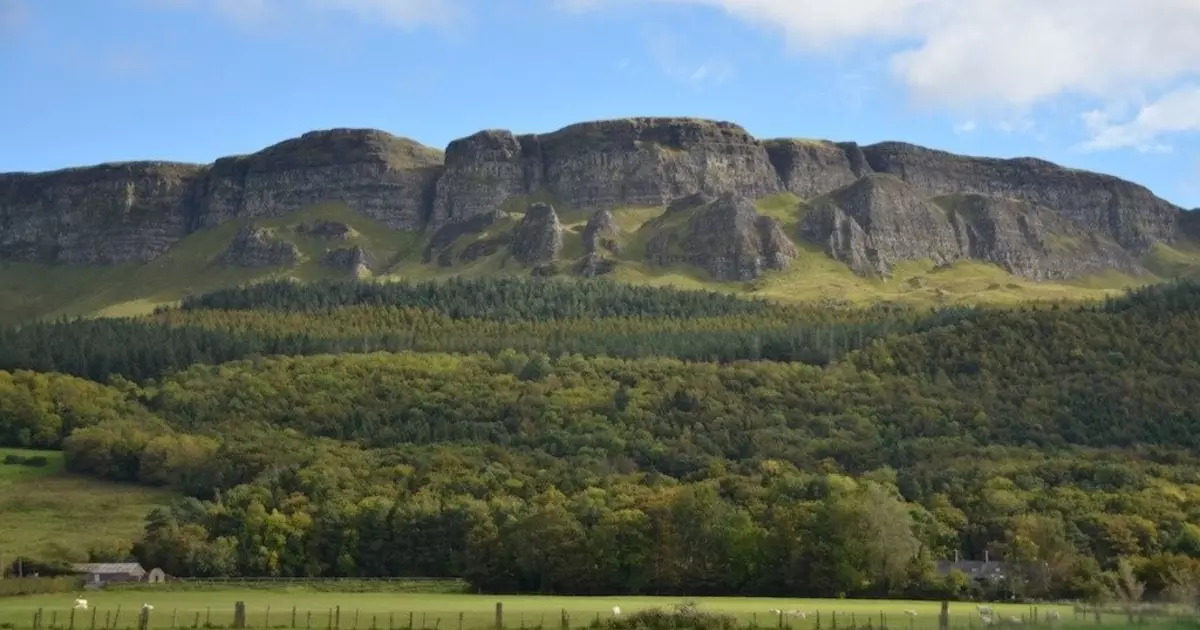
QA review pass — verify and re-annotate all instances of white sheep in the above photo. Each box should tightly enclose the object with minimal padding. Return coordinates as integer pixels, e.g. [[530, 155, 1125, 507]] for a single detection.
[[977, 606, 993, 616], [787, 611, 809, 619], [903, 610, 917, 617], [979, 617, 993, 626], [142, 604, 154, 611], [1009, 616, 1022, 624], [74, 599, 88, 610], [611, 607, 620, 617], [1045, 611, 1060, 622]]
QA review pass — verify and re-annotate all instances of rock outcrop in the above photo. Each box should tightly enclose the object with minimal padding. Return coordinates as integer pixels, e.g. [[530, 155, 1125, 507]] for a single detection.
[[799, 175, 1143, 279], [298, 220, 354, 240], [574, 252, 616, 277], [764, 140, 871, 198], [431, 118, 781, 226], [582, 209, 622, 254], [221, 227, 300, 268], [0, 162, 205, 264], [0, 117, 1190, 283], [320, 246, 373, 277], [799, 175, 963, 276], [860, 142, 1179, 251], [646, 193, 797, 281], [509, 203, 563, 265]]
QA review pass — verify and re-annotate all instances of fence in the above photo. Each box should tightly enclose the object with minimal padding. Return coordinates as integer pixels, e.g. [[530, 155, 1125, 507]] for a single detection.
[[8, 602, 1197, 630]]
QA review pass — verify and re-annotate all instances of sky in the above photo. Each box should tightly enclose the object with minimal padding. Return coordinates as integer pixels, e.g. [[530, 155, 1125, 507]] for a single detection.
[[1, 0, 1198, 208]]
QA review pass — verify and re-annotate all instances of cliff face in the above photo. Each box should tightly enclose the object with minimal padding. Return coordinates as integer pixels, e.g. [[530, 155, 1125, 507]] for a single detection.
[[431, 118, 781, 226], [0, 117, 1188, 281], [509, 203, 564, 265], [194, 129, 443, 229], [798, 175, 1143, 279], [861, 142, 1180, 251], [0, 162, 204, 264], [646, 192, 797, 281], [0, 129, 443, 264]]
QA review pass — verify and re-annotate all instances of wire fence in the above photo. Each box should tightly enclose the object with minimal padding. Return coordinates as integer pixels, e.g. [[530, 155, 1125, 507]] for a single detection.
[[7, 603, 1197, 630]]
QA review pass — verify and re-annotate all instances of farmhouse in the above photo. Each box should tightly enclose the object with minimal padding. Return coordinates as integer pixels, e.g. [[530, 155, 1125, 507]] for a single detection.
[[71, 563, 147, 585], [935, 559, 1010, 583]]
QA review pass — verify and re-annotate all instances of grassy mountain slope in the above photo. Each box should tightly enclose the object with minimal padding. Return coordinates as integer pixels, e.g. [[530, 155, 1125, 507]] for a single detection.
[[0, 448, 172, 562], [2, 199, 1197, 324]]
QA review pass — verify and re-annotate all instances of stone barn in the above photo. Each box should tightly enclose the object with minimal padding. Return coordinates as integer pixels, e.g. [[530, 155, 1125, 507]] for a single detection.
[[72, 563, 147, 585]]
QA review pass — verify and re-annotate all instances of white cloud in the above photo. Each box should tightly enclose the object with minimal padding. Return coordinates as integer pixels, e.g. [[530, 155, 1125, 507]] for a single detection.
[[1081, 85, 1200, 153], [647, 31, 735, 86], [953, 121, 977, 135], [149, 0, 456, 28], [564, 0, 1200, 118]]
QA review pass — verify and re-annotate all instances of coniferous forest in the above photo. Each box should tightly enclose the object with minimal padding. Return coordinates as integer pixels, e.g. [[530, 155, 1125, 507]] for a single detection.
[[5, 277, 1200, 601]]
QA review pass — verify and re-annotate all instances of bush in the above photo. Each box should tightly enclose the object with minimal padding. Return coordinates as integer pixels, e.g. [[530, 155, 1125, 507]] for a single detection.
[[0, 576, 85, 597], [2, 454, 50, 467]]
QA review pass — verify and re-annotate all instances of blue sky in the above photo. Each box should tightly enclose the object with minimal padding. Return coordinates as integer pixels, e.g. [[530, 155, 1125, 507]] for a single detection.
[[1, 0, 1198, 208]]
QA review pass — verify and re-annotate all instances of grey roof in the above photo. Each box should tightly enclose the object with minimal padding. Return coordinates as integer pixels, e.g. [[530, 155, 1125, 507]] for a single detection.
[[72, 563, 146, 575]]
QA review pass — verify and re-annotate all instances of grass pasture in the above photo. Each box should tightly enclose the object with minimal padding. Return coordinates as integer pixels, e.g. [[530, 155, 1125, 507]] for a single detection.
[[0, 448, 173, 564], [0, 590, 1085, 630]]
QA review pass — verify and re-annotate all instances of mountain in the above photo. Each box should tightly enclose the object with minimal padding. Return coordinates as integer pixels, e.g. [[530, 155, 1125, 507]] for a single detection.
[[2, 117, 1198, 322]]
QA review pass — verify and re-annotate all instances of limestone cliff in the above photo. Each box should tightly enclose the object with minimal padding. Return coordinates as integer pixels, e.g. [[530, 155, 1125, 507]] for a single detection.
[[320, 246, 374, 277], [0, 162, 204, 264], [194, 129, 443, 230], [0, 117, 1190, 283], [860, 142, 1179, 251], [431, 118, 781, 226], [799, 175, 1142, 279], [645, 193, 797, 281]]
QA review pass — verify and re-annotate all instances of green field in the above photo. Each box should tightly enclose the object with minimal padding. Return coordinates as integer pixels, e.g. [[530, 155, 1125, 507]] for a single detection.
[[0, 449, 173, 564], [0, 590, 1081, 630]]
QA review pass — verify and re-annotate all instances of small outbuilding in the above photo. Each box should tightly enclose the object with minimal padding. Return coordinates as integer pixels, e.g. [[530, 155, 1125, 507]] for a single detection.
[[71, 563, 147, 585]]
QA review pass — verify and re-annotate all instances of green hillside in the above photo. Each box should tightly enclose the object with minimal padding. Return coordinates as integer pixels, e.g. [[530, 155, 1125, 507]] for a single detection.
[[0, 448, 172, 563], [4, 199, 1195, 324]]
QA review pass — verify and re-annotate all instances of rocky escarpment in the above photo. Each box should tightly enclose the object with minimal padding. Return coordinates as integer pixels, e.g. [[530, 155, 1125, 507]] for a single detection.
[[221, 227, 300, 268], [646, 193, 797, 281], [0, 129, 441, 264], [764, 140, 871, 198], [431, 118, 782, 226], [194, 129, 443, 230], [799, 175, 1142, 279], [509, 203, 563, 265], [0, 117, 1189, 282], [0, 162, 205, 264], [861, 142, 1180, 251]]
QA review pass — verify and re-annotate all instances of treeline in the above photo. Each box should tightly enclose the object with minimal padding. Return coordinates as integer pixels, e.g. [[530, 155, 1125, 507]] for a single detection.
[[63, 418, 1200, 601], [0, 291, 971, 384], [179, 277, 775, 319]]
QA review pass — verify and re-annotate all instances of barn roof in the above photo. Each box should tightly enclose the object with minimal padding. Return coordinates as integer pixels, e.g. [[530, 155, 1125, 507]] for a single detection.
[[72, 563, 146, 575]]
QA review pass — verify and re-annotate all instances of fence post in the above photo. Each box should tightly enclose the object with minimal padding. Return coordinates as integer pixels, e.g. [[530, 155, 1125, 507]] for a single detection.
[[138, 606, 151, 630], [267, 606, 272, 629], [91, 608, 98, 630], [335, 607, 341, 630], [234, 602, 246, 630], [409, 613, 414, 630], [53, 610, 59, 629], [293, 607, 298, 629], [459, 613, 465, 630], [194, 613, 201, 629], [939, 602, 949, 630], [172, 609, 178, 630], [495, 603, 503, 630]]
